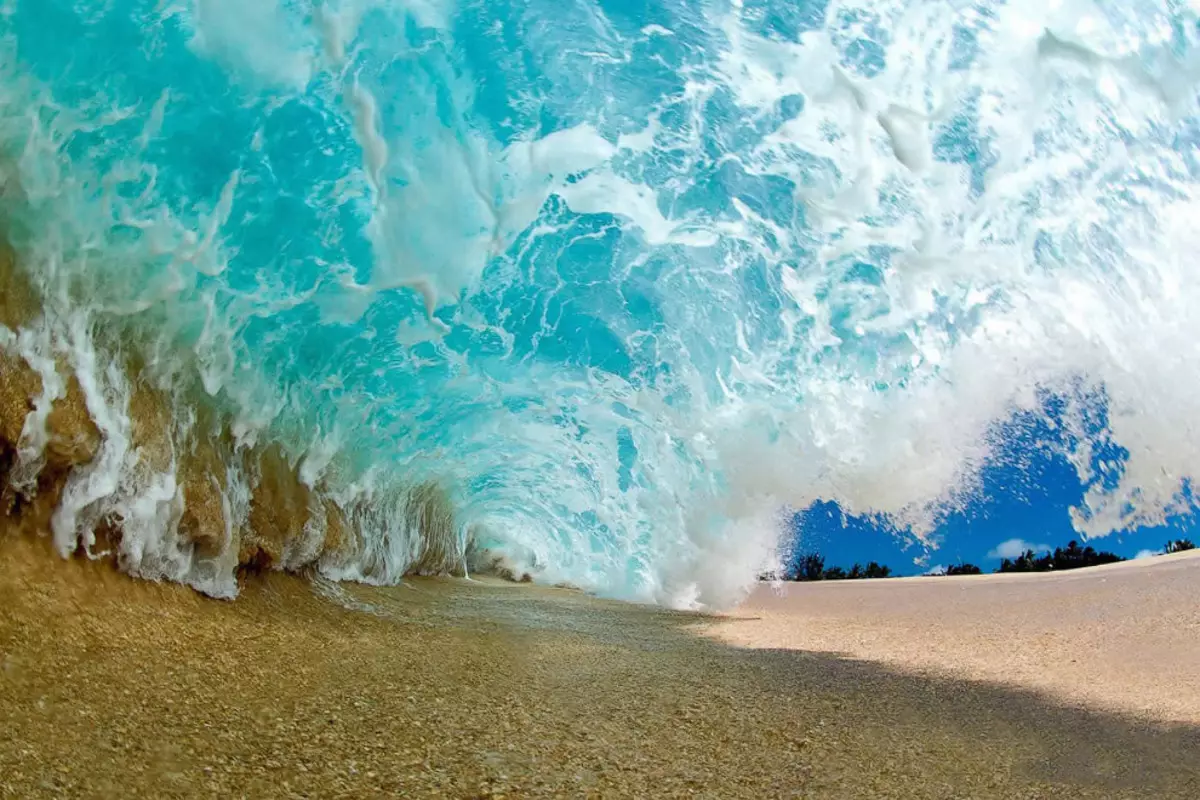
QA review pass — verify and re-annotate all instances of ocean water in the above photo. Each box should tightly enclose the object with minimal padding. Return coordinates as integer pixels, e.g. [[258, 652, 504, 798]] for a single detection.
[[1, 0, 1199, 608]]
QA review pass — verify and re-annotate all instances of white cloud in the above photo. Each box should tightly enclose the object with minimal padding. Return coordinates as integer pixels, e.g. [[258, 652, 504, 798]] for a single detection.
[[988, 538, 1052, 560], [1135, 549, 1162, 560], [924, 565, 947, 576]]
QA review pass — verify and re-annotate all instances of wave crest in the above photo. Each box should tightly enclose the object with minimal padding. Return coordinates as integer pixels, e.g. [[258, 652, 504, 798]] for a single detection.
[[3, 0, 1200, 607]]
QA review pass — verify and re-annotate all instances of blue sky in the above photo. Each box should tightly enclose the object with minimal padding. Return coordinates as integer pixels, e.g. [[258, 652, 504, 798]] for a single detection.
[[787, 393, 1199, 575]]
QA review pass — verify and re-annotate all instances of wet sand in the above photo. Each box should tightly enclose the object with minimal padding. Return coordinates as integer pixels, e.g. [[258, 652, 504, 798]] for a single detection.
[[2, 534, 1198, 799]]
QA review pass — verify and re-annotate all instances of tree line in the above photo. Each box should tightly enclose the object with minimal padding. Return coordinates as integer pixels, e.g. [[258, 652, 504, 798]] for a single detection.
[[788, 553, 892, 581], [777, 538, 1195, 581]]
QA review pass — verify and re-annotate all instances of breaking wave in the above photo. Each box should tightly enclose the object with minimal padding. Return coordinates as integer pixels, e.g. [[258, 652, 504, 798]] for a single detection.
[[2, 0, 1200, 607]]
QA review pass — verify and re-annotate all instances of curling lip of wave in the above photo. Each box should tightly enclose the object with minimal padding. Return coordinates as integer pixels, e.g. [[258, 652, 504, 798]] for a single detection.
[[0, 0, 1198, 608]]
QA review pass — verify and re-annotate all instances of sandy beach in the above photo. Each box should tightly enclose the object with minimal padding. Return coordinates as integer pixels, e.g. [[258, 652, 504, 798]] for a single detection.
[[716, 551, 1200, 725], [4, 2, 1200, 798], [2, 533, 1198, 799]]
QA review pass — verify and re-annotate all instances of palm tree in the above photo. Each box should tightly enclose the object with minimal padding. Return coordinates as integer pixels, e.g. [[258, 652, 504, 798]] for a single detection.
[[998, 548, 1040, 573], [793, 553, 826, 581], [864, 561, 892, 579], [1165, 538, 1196, 554]]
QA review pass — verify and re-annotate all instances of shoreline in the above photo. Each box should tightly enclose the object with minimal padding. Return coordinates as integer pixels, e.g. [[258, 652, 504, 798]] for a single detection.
[[725, 549, 1200, 726], [757, 548, 1200, 587], [3, 533, 1199, 798]]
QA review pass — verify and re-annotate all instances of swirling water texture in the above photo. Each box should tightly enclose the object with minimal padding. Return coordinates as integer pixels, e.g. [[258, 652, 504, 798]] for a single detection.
[[2, 0, 1199, 606]]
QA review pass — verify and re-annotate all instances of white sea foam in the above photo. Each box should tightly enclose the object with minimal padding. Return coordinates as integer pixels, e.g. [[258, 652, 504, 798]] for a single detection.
[[1, 0, 1199, 609]]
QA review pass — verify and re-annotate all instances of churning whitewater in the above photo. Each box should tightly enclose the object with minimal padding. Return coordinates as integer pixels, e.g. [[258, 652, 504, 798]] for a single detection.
[[1, 0, 1199, 607]]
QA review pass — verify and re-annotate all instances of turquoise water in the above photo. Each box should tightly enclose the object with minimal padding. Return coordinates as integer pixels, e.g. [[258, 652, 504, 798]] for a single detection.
[[2, 0, 1200, 606]]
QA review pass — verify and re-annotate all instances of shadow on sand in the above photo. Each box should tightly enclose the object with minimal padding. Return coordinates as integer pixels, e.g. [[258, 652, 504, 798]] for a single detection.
[[2, 535, 1197, 798]]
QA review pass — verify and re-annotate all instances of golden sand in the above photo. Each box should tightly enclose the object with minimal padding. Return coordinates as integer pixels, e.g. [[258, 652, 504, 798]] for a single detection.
[[0, 234, 466, 580], [717, 551, 1200, 726], [2, 534, 1198, 799], [2, 238, 1198, 797]]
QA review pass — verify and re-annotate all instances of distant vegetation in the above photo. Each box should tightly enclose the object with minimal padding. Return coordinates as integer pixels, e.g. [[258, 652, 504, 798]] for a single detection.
[[995, 540, 1123, 573], [775, 535, 1197, 582], [787, 553, 892, 581]]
